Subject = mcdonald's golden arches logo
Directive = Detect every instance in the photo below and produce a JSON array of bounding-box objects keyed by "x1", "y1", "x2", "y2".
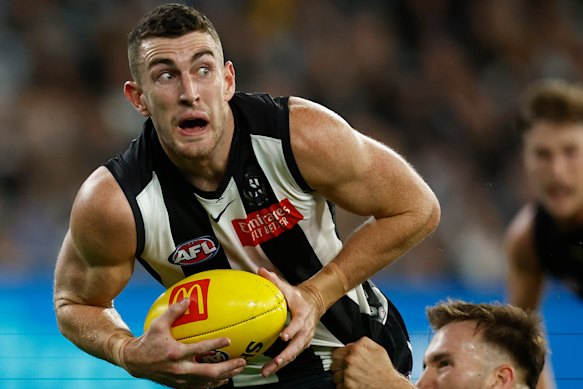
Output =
[{"x1": 169, "y1": 278, "x2": 210, "y2": 327}]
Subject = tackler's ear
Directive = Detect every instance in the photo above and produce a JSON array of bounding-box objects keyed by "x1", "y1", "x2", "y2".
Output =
[
  {"x1": 124, "y1": 81, "x2": 150, "y2": 117},
  {"x1": 493, "y1": 364, "x2": 516, "y2": 388}
]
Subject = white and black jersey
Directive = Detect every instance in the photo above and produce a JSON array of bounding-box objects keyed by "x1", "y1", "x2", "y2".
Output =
[{"x1": 105, "y1": 92, "x2": 412, "y2": 387}]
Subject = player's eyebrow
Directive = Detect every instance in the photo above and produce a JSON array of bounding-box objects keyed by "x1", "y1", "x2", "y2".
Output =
[
  {"x1": 147, "y1": 50, "x2": 215, "y2": 71},
  {"x1": 423, "y1": 352, "x2": 451, "y2": 369}
]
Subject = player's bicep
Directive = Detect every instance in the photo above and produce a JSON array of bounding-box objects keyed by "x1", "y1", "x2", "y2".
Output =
[
  {"x1": 54, "y1": 168, "x2": 136, "y2": 308},
  {"x1": 54, "y1": 231, "x2": 132, "y2": 308},
  {"x1": 289, "y1": 97, "x2": 435, "y2": 218}
]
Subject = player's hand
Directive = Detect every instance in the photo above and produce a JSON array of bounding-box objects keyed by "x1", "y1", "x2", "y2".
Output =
[
  {"x1": 330, "y1": 337, "x2": 413, "y2": 389},
  {"x1": 123, "y1": 298, "x2": 246, "y2": 388},
  {"x1": 258, "y1": 267, "x2": 324, "y2": 377}
]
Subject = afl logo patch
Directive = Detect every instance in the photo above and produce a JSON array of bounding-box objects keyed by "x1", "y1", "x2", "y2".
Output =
[{"x1": 168, "y1": 236, "x2": 219, "y2": 265}]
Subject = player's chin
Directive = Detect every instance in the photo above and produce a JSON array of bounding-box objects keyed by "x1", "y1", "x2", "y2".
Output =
[{"x1": 542, "y1": 195, "x2": 581, "y2": 219}]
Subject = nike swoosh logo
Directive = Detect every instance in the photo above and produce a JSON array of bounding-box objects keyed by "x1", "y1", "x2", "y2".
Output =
[{"x1": 211, "y1": 200, "x2": 235, "y2": 223}]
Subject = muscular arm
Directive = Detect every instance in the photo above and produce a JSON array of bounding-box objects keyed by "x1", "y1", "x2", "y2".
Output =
[
  {"x1": 54, "y1": 167, "x2": 245, "y2": 387},
  {"x1": 261, "y1": 97, "x2": 440, "y2": 376},
  {"x1": 291, "y1": 96, "x2": 440, "y2": 308},
  {"x1": 53, "y1": 167, "x2": 137, "y2": 365}
]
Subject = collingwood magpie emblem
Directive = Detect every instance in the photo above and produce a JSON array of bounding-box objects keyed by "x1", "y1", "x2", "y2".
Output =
[{"x1": 243, "y1": 174, "x2": 268, "y2": 208}]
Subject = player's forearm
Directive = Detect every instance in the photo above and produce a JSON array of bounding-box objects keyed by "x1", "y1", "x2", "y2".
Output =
[
  {"x1": 55, "y1": 300, "x2": 133, "y2": 368},
  {"x1": 305, "y1": 201, "x2": 440, "y2": 309}
]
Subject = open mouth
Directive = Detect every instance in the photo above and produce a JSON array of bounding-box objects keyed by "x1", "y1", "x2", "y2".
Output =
[{"x1": 179, "y1": 118, "x2": 208, "y2": 130}]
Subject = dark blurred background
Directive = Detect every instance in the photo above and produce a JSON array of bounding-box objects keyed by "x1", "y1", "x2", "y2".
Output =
[{"x1": 2, "y1": 0, "x2": 583, "y2": 288}]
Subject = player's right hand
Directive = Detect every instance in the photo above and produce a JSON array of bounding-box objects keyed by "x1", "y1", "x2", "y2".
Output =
[{"x1": 123, "y1": 298, "x2": 246, "y2": 388}]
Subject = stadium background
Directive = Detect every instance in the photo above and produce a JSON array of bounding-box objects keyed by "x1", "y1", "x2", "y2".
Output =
[{"x1": 0, "y1": 0, "x2": 581, "y2": 387}]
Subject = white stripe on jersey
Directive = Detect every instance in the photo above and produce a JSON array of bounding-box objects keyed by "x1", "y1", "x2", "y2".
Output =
[{"x1": 136, "y1": 172, "x2": 183, "y2": 287}]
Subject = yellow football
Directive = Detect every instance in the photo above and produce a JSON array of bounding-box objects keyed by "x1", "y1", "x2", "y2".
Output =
[{"x1": 143, "y1": 269, "x2": 287, "y2": 362}]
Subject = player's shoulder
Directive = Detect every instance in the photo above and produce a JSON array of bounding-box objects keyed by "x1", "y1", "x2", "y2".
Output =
[
  {"x1": 504, "y1": 203, "x2": 537, "y2": 257},
  {"x1": 288, "y1": 96, "x2": 354, "y2": 145},
  {"x1": 68, "y1": 166, "x2": 136, "y2": 264},
  {"x1": 288, "y1": 96, "x2": 345, "y2": 122},
  {"x1": 71, "y1": 167, "x2": 133, "y2": 235},
  {"x1": 74, "y1": 167, "x2": 125, "y2": 208}
]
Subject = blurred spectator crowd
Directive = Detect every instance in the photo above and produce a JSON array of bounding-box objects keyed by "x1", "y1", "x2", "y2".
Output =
[{"x1": 1, "y1": 0, "x2": 583, "y2": 287}]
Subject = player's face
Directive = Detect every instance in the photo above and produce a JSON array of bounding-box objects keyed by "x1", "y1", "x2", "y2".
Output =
[
  {"x1": 131, "y1": 31, "x2": 235, "y2": 164},
  {"x1": 523, "y1": 121, "x2": 583, "y2": 222},
  {"x1": 416, "y1": 321, "x2": 500, "y2": 389}
]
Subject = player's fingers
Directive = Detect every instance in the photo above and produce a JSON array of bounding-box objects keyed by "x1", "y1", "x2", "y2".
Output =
[
  {"x1": 152, "y1": 298, "x2": 191, "y2": 329},
  {"x1": 330, "y1": 347, "x2": 348, "y2": 372},
  {"x1": 212, "y1": 378, "x2": 230, "y2": 387},
  {"x1": 258, "y1": 268, "x2": 307, "y2": 343},
  {"x1": 355, "y1": 336, "x2": 376, "y2": 349},
  {"x1": 261, "y1": 331, "x2": 308, "y2": 376},
  {"x1": 180, "y1": 337, "x2": 233, "y2": 359},
  {"x1": 205, "y1": 358, "x2": 245, "y2": 386},
  {"x1": 186, "y1": 358, "x2": 245, "y2": 385},
  {"x1": 197, "y1": 378, "x2": 229, "y2": 389},
  {"x1": 210, "y1": 358, "x2": 246, "y2": 377},
  {"x1": 257, "y1": 268, "x2": 288, "y2": 290},
  {"x1": 331, "y1": 368, "x2": 344, "y2": 384},
  {"x1": 173, "y1": 358, "x2": 245, "y2": 387},
  {"x1": 279, "y1": 314, "x2": 304, "y2": 342}
]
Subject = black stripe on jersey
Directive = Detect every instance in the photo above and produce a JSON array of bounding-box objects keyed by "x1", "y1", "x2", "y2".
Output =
[
  {"x1": 230, "y1": 94, "x2": 311, "y2": 193},
  {"x1": 105, "y1": 128, "x2": 153, "y2": 259},
  {"x1": 231, "y1": 107, "x2": 320, "y2": 283},
  {"x1": 136, "y1": 256, "x2": 162, "y2": 284},
  {"x1": 151, "y1": 131, "x2": 233, "y2": 277},
  {"x1": 273, "y1": 96, "x2": 312, "y2": 193}
]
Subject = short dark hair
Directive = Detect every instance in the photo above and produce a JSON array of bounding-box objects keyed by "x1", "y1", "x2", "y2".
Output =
[
  {"x1": 516, "y1": 78, "x2": 583, "y2": 136},
  {"x1": 427, "y1": 300, "x2": 547, "y2": 389},
  {"x1": 127, "y1": 3, "x2": 222, "y2": 81}
]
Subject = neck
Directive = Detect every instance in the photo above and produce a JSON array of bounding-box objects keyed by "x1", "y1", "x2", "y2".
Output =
[{"x1": 184, "y1": 107, "x2": 235, "y2": 192}]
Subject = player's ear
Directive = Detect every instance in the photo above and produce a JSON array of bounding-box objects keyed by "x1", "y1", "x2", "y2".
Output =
[
  {"x1": 223, "y1": 61, "x2": 236, "y2": 101},
  {"x1": 124, "y1": 81, "x2": 150, "y2": 117},
  {"x1": 493, "y1": 364, "x2": 515, "y2": 387}
]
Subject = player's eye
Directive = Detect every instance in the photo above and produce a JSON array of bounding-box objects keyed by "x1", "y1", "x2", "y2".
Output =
[
  {"x1": 534, "y1": 149, "x2": 551, "y2": 161},
  {"x1": 197, "y1": 67, "x2": 210, "y2": 77},
  {"x1": 159, "y1": 72, "x2": 174, "y2": 81},
  {"x1": 564, "y1": 145, "x2": 579, "y2": 158}
]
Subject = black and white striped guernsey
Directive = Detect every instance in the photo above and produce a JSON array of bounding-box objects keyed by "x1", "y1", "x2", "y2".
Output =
[{"x1": 105, "y1": 92, "x2": 412, "y2": 387}]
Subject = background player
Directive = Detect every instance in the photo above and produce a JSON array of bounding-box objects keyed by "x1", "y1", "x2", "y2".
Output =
[
  {"x1": 504, "y1": 78, "x2": 583, "y2": 389},
  {"x1": 330, "y1": 300, "x2": 547, "y2": 389}
]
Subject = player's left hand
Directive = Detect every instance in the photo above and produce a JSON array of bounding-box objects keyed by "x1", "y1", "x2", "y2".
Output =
[{"x1": 257, "y1": 267, "x2": 325, "y2": 377}]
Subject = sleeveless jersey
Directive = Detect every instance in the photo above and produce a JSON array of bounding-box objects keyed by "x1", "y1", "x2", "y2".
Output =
[
  {"x1": 105, "y1": 92, "x2": 412, "y2": 387},
  {"x1": 533, "y1": 204, "x2": 583, "y2": 299}
]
